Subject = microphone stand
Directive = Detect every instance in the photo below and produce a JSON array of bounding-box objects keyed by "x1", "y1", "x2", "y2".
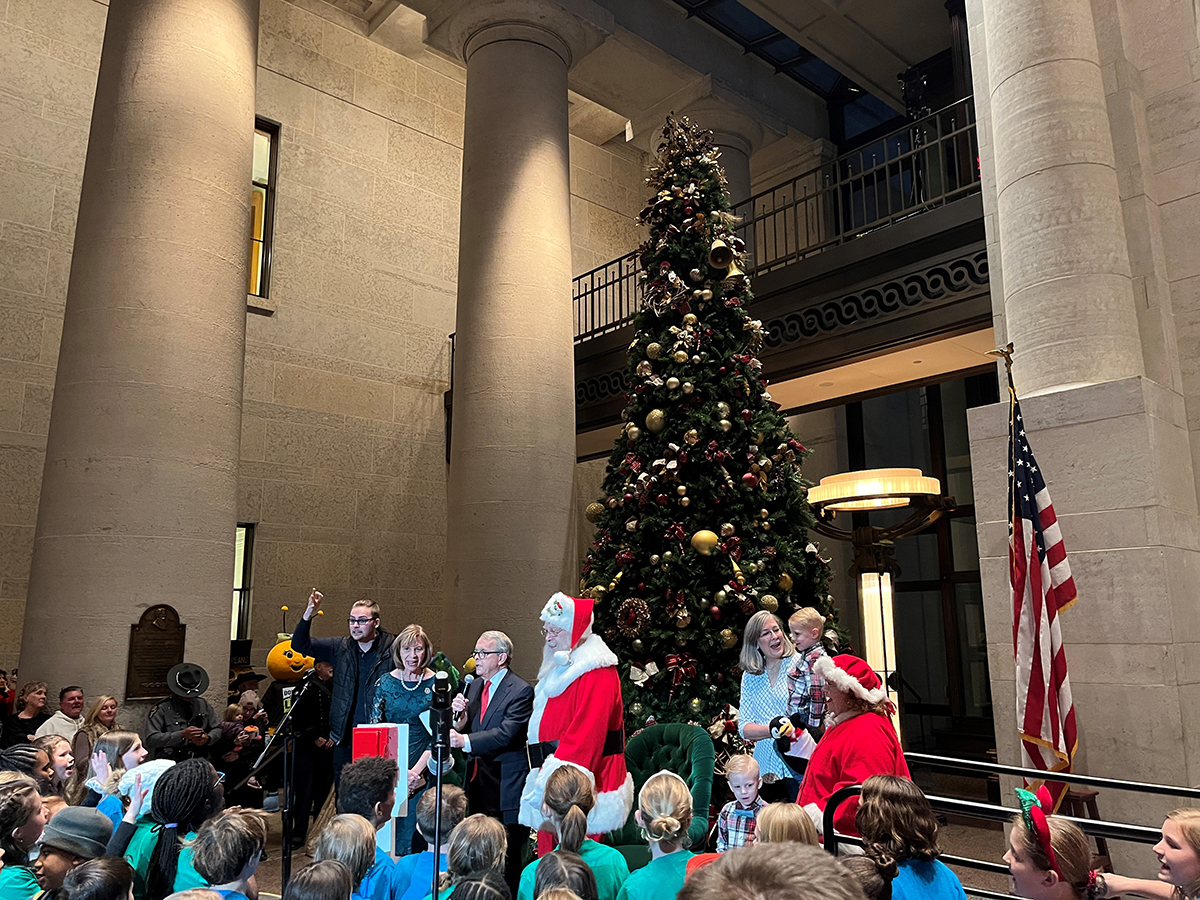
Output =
[{"x1": 429, "y1": 672, "x2": 453, "y2": 900}]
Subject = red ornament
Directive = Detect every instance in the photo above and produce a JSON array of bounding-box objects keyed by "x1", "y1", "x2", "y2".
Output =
[
  {"x1": 719, "y1": 367, "x2": 726, "y2": 375},
  {"x1": 684, "y1": 206, "x2": 694, "y2": 216},
  {"x1": 657, "y1": 494, "x2": 669, "y2": 506},
  {"x1": 741, "y1": 409, "x2": 752, "y2": 422},
  {"x1": 623, "y1": 493, "x2": 635, "y2": 503},
  {"x1": 741, "y1": 472, "x2": 758, "y2": 486},
  {"x1": 709, "y1": 605, "x2": 721, "y2": 621},
  {"x1": 723, "y1": 719, "x2": 736, "y2": 733}
]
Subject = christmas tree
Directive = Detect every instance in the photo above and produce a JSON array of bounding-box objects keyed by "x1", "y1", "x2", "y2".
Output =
[{"x1": 580, "y1": 116, "x2": 839, "y2": 730}]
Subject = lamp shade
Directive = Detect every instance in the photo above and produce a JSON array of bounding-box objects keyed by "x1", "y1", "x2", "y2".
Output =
[{"x1": 808, "y1": 468, "x2": 942, "y2": 511}]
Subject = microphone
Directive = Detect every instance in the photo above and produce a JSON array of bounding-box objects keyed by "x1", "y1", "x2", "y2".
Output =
[{"x1": 459, "y1": 673, "x2": 475, "y2": 696}]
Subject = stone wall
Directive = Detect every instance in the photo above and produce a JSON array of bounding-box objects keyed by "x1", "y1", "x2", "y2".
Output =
[
  {"x1": 569, "y1": 133, "x2": 645, "y2": 275},
  {"x1": 0, "y1": 0, "x2": 106, "y2": 671}
]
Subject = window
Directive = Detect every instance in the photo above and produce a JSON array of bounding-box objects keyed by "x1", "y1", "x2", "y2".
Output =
[
  {"x1": 249, "y1": 119, "x2": 279, "y2": 299},
  {"x1": 231, "y1": 524, "x2": 255, "y2": 641}
]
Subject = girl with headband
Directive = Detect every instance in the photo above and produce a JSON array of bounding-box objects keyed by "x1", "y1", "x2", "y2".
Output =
[{"x1": 1004, "y1": 786, "x2": 1093, "y2": 899}]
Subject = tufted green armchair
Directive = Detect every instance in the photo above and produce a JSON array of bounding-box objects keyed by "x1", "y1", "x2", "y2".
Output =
[{"x1": 604, "y1": 722, "x2": 716, "y2": 870}]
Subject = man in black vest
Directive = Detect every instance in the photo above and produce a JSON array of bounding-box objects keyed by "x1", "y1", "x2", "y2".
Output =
[
  {"x1": 450, "y1": 630, "x2": 533, "y2": 894},
  {"x1": 291, "y1": 589, "x2": 396, "y2": 785}
]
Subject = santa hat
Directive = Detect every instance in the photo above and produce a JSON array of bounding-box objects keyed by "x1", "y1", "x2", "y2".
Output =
[
  {"x1": 541, "y1": 592, "x2": 594, "y2": 648},
  {"x1": 813, "y1": 654, "x2": 889, "y2": 706}
]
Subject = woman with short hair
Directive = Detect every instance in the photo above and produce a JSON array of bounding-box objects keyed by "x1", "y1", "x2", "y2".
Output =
[
  {"x1": 2, "y1": 682, "x2": 50, "y2": 748},
  {"x1": 370, "y1": 623, "x2": 436, "y2": 855}
]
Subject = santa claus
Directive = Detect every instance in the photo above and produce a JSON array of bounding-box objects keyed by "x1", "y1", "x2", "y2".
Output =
[
  {"x1": 798, "y1": 654, "x2": 909, "y2": 838},
  {"x1": 519, "y1": 592, "x2": 634, "y2": 850}
]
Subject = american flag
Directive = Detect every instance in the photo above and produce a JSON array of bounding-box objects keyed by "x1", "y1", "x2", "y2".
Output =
[{"x1": 1009, "y1": 391, "x2": 1078, "y2": 809}]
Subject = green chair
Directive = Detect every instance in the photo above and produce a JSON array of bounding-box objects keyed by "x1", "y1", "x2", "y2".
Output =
[{"x1": 604, "y1": 722, "x2": 716, "y2": 871}]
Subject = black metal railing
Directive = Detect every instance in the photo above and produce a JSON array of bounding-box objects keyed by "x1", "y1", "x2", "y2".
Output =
[
  {"x1": 821, "y1": 753, "x2": 1200, "y2": 900},
  {"x1": 571, "y1": 96, "x2": 980, "y2": 344}
]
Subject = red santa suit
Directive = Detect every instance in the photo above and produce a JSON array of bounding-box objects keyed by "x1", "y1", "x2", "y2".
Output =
[
  {"x1": 798, "y1": 654, "x2": 909, "y2": 838},
  {"x1": 519, "y1": 593, "x2": 634, "y2": 845}
]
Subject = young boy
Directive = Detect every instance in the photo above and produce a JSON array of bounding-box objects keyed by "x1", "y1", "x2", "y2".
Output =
[
  {"x1": 391, "y1": 784, "x2": 468, "y2": 900},
  {"x1": 775, "y1": 608, "x2": 829, "y2": 773},
  {"x1": 336, "y1": 756, "x2": 399, "y2": 900},
  {"x1": 716, "y1": 755, "x2": 767, "y2": 852},
  {"x1": 189, "y1": 809, "x2": 268, "y2": 900}
]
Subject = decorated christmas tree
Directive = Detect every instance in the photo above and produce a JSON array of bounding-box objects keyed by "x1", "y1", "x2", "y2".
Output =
[{"x1": 580, "y1": 116, "x2": 839, "y2": 730}]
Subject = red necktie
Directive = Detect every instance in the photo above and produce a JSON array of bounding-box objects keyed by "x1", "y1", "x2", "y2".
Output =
[{"x1": 480, "y1": 678, "x2": 491, "y2": 721}]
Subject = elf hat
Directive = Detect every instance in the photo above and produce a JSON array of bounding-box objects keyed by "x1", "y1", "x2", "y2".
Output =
[
  {"x1": 813, "y1": 654, "x2": 889, "y2": 706},
  {"x1": 540, "y1": 592, "x2": 594, "y2": 648}
]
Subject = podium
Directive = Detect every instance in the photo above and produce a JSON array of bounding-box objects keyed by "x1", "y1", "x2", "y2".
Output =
[{"x1": 353, "y1": 723, "x2": 409, "y2": 859}]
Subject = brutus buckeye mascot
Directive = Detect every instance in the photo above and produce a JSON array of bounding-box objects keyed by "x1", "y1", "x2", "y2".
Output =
[{"x1": 519, "y1": 593, "x2": 634, "y2": 853}]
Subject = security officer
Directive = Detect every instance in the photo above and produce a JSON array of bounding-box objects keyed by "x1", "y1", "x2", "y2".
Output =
[{"x1": 145, "y1": 663, "x2": 223, "y2": 761}]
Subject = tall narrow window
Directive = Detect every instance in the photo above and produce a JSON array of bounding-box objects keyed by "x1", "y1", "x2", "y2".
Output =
[
  {"x1": 249, "y1": 119, "x2": 279, "y2": 298},
  {"x1": 231, "y1": 524, "x2": 255, "y2": 641}
]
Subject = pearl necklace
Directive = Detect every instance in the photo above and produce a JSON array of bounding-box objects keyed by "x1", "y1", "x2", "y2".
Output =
[{"x1": 399, "y1": 671, "x2": 424, "y2": 691}]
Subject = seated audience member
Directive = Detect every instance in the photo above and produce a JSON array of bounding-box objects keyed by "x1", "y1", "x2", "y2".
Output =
[
  {"x1": 517, "y1": 766, "x2": 629, "y2": 900},
  {"x1": 54, "y1": 857, "x2": 137, "y2": 900},
  {"x1": 335, "y1": 756, "x2": 400, "y2": 900},
  {"x1": 314, "y1": 814, "x2": 380, "y2": 900},
  {"x1": 841, "y1": 856, "x2": 894, "y2": 900},
  {"x1": 72, "y1": 696, "x2": 122, "y2": 770},
  {"x1": 756, "y1": 801, "x2": 820, "y2": 846},
  {"x1": 1002, "y1": 787, "x2": 1099, "y2": 900},
  {"x1": 394, "y1": 785, "x2": 468, "y2": 900},
  {"x1": 37, "y1": 687, "x2": 86, "y2": 740},
  {"x1": 124, "y1": 758, "x2": 225, "y2": 900},
  {"x1": 449, "y1": 872, "x2": 512, "y2": 900},
  {"x1": 676, "y1": 844, "x2": 866, "y2": 900},
  {"x1": 3, "y1": 682, "x2": 50, "y2": 747},
  {"x1": 285, "y1": 860, "x2": 354, "y2": 900},
  {"x1": 799, "y1": 656, "x2": 909, "y2": 838},
  {"x1": 716, "y1": 755, "x2": 767, "y2": 853},
  {"x1": 0, "y1": 773, "x2": 51, "y2": 899},
  {"x1": 1, "y1": 742, "x2": 55, "y2": 791},
  {"x1": 35, "y1": 733, "x2": 75, "y2": 797},
  {"x1": 33, "y1": 806, "x2": 114, "y2": 891},
  {"x1": 856, "y1": 776, "x2": 965, "y2": 899},
  {"x1": 533, "y1": 853, "x2": 598, "y2": 900},
  {"x1": 188, "y1": 808, "x2": 268, "y2": 900},
  {"x1": 80, "y1": 731, "x2": 150, "y2": 825},
  {"x1": 615, "y1": 772, "x2": 694, "y2": 900},
  {"x1": 429, "y1": 815, "x2": 509, "y2": 900}
]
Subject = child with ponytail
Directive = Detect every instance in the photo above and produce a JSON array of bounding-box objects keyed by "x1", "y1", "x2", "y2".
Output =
[
  {"x1": 518, "y1": 766, "x2": 629, "y2": 900},
  {"x1": 615, "y1": 771, "x2": 694, "y2": 900}
]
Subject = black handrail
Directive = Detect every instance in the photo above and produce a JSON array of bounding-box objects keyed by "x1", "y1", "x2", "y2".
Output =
[{"x1": 571, "y1": 96, "x2": 980, "y2": 344}]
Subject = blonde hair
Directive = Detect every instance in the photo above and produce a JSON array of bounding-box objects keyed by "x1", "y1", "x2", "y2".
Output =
[
  {"x1": 1010, "y1": 814, "x2": 1090, "y2": 899},
  {"x1": 542, "y1": 765, "x2": 595, "y2": 853},
  {"x1": 393, "y1": 624, "x2": 433, "y2": 670},
  {"x1": 314, "y1": 815, "x2": 377, "y2": 889},
  {"x1": 723, "y1": 755, "x2": 759, "y2": 781},
  {"x1": 79, "y1": 696, "x2": 119, "y2": 742},
  {"x1": 789, "y1": 608, "x2": 825, "y2": 633},
  {"x1": 189, "y1": 810, "x2": 268, "y2": 884},
  {"x1": 1167, "y1": 809, "x2": 1200, "y2": 899},
  {"x1": 637, "y1": 771, "x2": 692, "y2": 850},
  {"x1": 32, "y1": 734, "x2": 71, "y2": 791},
  {"x1": 739, "y1": 611, "x2": 794, "y2": 675},
  {"x1": 438, "y1": 814, "x2": 507, "y2": 891},
  {"x1": 757, "y1": 802, "x2": 819, "y2": 846},
  {"x1": 224, "y1": 704, "x2": 243, "y2": 722}
]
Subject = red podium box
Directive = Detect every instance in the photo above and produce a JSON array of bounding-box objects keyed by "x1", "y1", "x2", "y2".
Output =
[{"x1": 352, "y1": 725, "x2": 399, "y2": 762}]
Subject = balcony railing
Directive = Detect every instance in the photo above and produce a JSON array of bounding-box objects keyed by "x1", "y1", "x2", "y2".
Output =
[{"x1": 572, "y1": 96, "x2": 980, "y2": 344}]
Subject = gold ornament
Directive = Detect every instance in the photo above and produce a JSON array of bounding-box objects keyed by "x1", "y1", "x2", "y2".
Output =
[
  {"x1": 666, "y1": 377, "x2": 680, "y2": 390},
  {"x1": 645, "y1": 409, "x2": 666, "y2": 433},
  {"x1": 676, "y1": 485, "x2": 687, "y2": 496},
  {"x1": 684, "y1": 429, "x2": 700, "y2": 445},
  {"x1": 680, "y1": 497, "x2": 690, "y2": 506},
  {"x1": 627, "y1": 426, "x2": 641, "y2": 441},
  {"x1": 585, "y1": 502, "x2": 605, "y2": 523},
  {"x1": 646, "y1": 342, "x2": 663, "y2": 359},
  {"x1": 719, "y1": 419, "x2": 733, "y2": 432},
  {"x1": 675, "y1": 610, "x2": 691, "y2": 629},
  {"x1": 720, "y1": 523, "x2": 735, "y2": 537},
  {"x1": 675, "y1": 635, "x2": 689, "y2": 647},
  {"x1": 699, "y1": 289, "x2": 713, "y2": 301},
  {"x1": 683, "y1": 313, "x2": 698, "y2": 326},
  {"x1": 649, "y1": 554, "x2": 661, "y2": 565},
  {"x1": 672, "y1": 350, "x2": 689, "y2": 363},
  {"x1": 760, "y1": 509, "x2": 769, "y2": 518},
  {"x1": 716, "y1": 402, "x2": 731, "y2": 417},
  {"x1": 720, "y1": 628, "x2": 738, "y2": 649},
  {"x1": 690, "y1": 530, "x2": 719, "y2": 555},
  {"x1": 629, "y1": 701, "x2": 644, "y2": 718},
  {"x1": 715, "y1": 589, "x2": 727, "y2": 605},
  {"x1": 759, "y1": 594, "x2": 779, "y2": 612},
  {"x1": 632, "y1": 639, "x2": 644, "y2": 653},
  {"x1": 682, "y1": 382, "x2": 695, "y2": 394},
  {"x1": 731, "y1": 559, "x2": 746, "y2": 586},
  {"x1": 689, "y1": 697, "x2": 703, "y2": 714},
  {"x1": 777, "y1": 572, "x2": 794, "y2": 591},
  {"x1": 708, "y1": 238, "x2": 734, "y2": 268}
]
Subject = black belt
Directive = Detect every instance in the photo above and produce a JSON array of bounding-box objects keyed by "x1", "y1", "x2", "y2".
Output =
[{"x1": 527, "y1": 729, "x2": 625, "y2": 769}]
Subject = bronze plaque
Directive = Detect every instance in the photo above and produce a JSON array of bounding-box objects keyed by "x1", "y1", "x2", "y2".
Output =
[{"x1": 125, "y1": 605, "x2": 187, "y2": 701}]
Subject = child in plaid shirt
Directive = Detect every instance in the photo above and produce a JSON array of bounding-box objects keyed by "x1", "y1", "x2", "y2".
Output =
[
  {"x1": 716, "y1": 755, "x2": 767, "y2": 852},
  {"x1": 773, "y1": 608, "x2": 829, "y2": 777}
]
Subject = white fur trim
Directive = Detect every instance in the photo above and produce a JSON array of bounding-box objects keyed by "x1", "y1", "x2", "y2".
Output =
[
  {"x1": 528, "y1": 634, "x2": 618, "y2": 742},
  {"x1": 541, "y1": 592, "x2": 575, "y2": 629},
  {"x1": 813, "y1": 655, "x2": 888, "y2": 705},
  {"x1": 518, "y1": 757, "x2": 634, "y2": 835}
]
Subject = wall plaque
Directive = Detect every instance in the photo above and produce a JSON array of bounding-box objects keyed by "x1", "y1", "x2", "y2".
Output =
[{"x1": 126, "y1": 605, "x2": 187, "y2": 701}]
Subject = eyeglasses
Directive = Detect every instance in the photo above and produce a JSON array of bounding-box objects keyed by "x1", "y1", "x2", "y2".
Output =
[
  {"x1": 214, "y1": 772, "x2": 226, "y2": 785},
  {"x1": 540, "y1": 627, "x2": 565, "y2": 637},
  {"x1": 347, "y1": 617, "x2": 378, "y2": 626},
  {"x1": 472, "y1": 650, "x2": 503, "y2": 658}
]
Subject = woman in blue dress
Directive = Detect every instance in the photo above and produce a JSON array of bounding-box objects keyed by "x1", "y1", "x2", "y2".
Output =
[{"x1": 371, "y1": 623, "x2": 436, "y2": 856}]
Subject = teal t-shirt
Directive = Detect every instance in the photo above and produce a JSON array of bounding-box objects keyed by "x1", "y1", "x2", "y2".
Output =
[
  {"x1": 518, "y1": 840, "x2": 631, "y2": 900},
  {"x1": 124, "y1": 822, "x2": 206, "y2": 900},
  {"x1": 615, "y1": 851, "x2": 693, "y2": 900},
  {"x1": 0, "y1": 864, "x2": 42, "y2": 900}
]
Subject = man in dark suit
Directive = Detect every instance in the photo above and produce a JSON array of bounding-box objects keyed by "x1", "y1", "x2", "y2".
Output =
[{"x1": 450, "y1": 630, "x2": 533, "y2": 894}]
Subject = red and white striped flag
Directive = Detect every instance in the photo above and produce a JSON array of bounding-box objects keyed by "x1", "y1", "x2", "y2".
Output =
[{"x1": 1009, "y1": 390, "x2": 1078, "y2": 809}]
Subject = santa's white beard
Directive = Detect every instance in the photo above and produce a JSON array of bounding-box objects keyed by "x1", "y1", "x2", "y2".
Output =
[{"x1": 536, "y1": 628, "x2": 595, "y2": 682}]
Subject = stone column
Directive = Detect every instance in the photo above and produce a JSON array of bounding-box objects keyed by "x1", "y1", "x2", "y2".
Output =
[
  {"x1": 19, "y1": 0, "x2": 257, "y2": 700},
  {"x1": 986, "y1": 0, "x2": 1143, "y2": 395},
  {"x1": 429, "y1": 2, "x2": 608, "y2": 667}
]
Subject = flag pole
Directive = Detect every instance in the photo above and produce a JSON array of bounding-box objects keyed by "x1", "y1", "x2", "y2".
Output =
[{"x1": 986, "y1": 341, "x2": 1016, "y2": 394}]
